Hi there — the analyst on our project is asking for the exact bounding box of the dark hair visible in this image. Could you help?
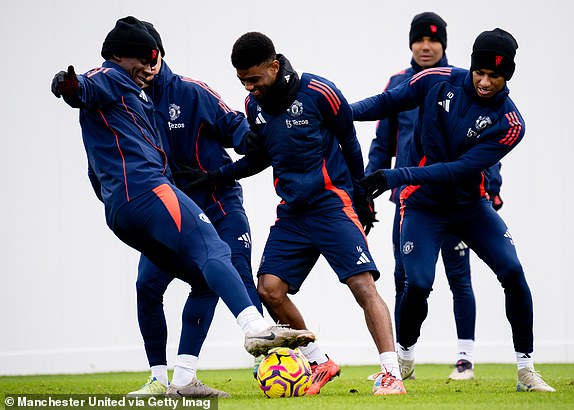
[231,32,276,70]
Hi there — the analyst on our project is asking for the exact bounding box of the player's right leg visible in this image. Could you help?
[112,184,314,356]
[389,204,415,381]
[397,207,446,380]
[215,210,262,313]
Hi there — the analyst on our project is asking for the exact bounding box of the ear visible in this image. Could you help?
[269,59,280,74]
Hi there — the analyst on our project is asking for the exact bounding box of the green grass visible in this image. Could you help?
[1,364,573,409]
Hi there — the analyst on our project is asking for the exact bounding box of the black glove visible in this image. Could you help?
[173,166,229,191]
[489,192,503,211]
[51,65,81,108]
[354,193,378,235]
[361,170,389,199]
[244,130,265,156]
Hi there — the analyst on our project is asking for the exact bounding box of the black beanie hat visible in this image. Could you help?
[142,21,165,57]
[101,16,159,65]
[409,12,447,50]
[470,28,518,80]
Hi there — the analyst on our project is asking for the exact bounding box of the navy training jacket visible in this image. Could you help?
[76,61,171,226]
[241,73,365,217]
[365,55,449,203]
[147,62,249,223]
[353,67,523,210]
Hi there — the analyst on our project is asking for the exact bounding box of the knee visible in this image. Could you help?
[347,273,379,306]
[447,274,472,292]
[404,283,432,300]
[257,279,287,307]
[135,278,165,303]
[496,261,526,288]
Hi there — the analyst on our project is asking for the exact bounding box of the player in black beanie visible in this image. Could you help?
[470,28,518,80]
[409,12,447,51]
[101,16,159,65]
[143,21,165,57]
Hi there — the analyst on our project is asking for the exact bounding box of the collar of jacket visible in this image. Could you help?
[148,60,174,102]
[257,54,300,115]
[410,53,449,73]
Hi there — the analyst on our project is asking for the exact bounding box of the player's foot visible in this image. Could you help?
[305,357,341,395]
[252,355,264,379]
[244,325,315,357]
[398,356,415,380]
[166,378,230,398]
[372,372,407,395]
[448,359,475,380]
[126,376,167,397]
[369,370,415,380]
[516,367,556,392]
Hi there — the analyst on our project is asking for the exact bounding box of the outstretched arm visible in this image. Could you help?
[363,137,518,199]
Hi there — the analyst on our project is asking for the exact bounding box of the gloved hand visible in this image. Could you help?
[354,193,378,235]
[360,170,388,199]
[244,130,265,156]
[51,65,81,108]
[489,192,503,211]
[173,166,228,191]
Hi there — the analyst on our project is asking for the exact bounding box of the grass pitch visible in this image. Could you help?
[1,364,573,409]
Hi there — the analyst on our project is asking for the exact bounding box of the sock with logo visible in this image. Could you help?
[300,342,328,365]
[456,339,475,366]
[516,352,534,370]
[397,343,416,361]
[171,354,199,386]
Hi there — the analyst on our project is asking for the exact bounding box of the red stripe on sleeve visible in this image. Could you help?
[409,67,452,85]
[308,79,341,115]
[500,112,522,146]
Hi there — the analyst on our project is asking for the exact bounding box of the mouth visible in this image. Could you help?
[134,76,147,87]
[476,86,491,97]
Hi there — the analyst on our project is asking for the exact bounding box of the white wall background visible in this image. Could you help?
[1,0,572,375]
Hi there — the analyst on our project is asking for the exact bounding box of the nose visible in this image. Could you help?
[244,82,254,92]
[479,75,491,87]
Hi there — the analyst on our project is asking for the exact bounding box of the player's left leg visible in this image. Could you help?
[441,234,476,380]
[456,200,555,392]
[167,285,229,398]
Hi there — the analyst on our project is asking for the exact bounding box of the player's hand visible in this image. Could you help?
[173,165,229,191]
[244,131,265,156]
[51,65,81,107]
[354,193,378,235]
[489,193,503,211]
[361,170,389,199]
